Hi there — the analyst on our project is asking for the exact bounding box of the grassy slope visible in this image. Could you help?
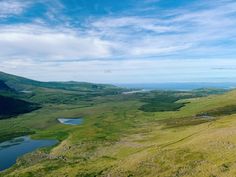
[1,89,236,176]
[0,71,125,119]
[0,71,124,108]
[0,71,119,92]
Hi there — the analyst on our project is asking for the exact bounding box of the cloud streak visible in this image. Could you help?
[1,0,236,61]
[2,58,236,83]
[1,0,236,82]
[0,24,114,60]
[0,0,31,18]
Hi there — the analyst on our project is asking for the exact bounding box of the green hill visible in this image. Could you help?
[2,86,236,176]
[0,71,118,92]
[3,72,236,176]
[0,71,124,117]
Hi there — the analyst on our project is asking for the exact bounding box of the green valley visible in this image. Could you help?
[1,72,236,176]
[1,0,236,176]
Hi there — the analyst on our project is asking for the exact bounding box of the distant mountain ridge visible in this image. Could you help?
[0,71,123,119]
[0,71,117,92]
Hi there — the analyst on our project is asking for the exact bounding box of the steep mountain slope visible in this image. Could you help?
[0,71,124,118]
[0,75,40,118]
[0,81,13,92]
[0,95,39,119]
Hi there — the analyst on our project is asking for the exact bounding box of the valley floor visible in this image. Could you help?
[1,89,236,176]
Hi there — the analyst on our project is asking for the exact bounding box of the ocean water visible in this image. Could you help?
[116,83,236,91]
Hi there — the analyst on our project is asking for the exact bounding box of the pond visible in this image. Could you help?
[58,118,83,125]
[0,136,57,171]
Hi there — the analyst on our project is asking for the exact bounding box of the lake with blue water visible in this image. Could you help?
[0,136,57,171]
[58,118,83,125]
[0,118,83,171]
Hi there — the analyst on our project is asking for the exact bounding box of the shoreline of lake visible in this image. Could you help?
[58,118,83,125]
[0,136,58,171]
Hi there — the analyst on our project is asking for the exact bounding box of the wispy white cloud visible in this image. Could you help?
[84,0,236,59]
[1,0,236,61]
[2,58,236,83]
[0,24,114,60]
[0,0,31,18]
[91,17,179,33]
[1,0,236,82]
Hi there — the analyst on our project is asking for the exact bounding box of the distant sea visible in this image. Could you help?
[116,83,236,91]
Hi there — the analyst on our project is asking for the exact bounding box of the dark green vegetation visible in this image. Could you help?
[0,80,13,92]
[197,105,236,117]
[139,91,187,112]
[0,71,126,141]
[0,71,123,105]
[139,89,226,112]
[0,71,125,118]
[0,95,39,119]
[0,71,120,93]
[1,71,236,177]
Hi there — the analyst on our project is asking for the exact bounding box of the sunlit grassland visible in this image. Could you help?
[2,90,236,176]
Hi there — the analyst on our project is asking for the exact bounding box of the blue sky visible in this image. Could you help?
[1,0,236,83]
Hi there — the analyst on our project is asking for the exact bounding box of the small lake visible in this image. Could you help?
[0,136,57,171]
[122,89,150,95]
[58,118,83,125]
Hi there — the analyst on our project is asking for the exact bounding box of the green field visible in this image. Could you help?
[1,72,236,176]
